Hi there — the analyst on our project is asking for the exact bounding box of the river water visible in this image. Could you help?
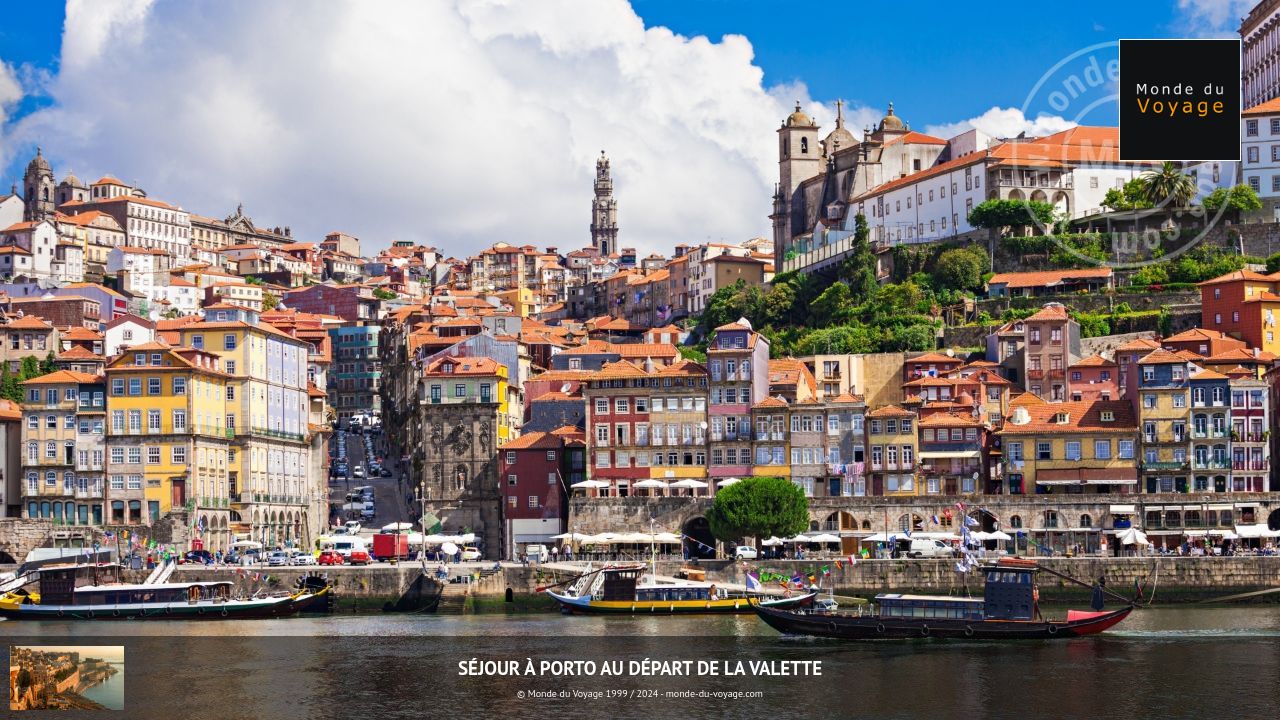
[4,607,1278,719]
[79,662,124,710]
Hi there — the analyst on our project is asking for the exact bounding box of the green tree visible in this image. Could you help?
[887,323,938,351]
[40,350,55,375]
[373,288,398,301]
[809,282,855,325]
[1101,178,1154,211]
[1140,161,1196,225]
[967,198,1056,235]
[839,214,879,302]
[677,345,706,363]
[1203,184,1263,219]
[1267,251,1280,274]
[932,247,984,292]
[705,476,809,547]
[0,364,19,403]
[19,355,41,380]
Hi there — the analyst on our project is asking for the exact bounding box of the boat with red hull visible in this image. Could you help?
[754,557,1134,641]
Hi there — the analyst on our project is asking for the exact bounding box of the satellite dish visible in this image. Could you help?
[196,308,206,318]
[559,383,571,394]
[945,348,955,357]
[148,309,161,322]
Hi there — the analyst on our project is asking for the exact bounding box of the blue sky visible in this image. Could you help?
[0,1,1246,254]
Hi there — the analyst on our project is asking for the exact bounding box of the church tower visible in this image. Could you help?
[22,147,55,223]
[590,150,618,256]
[774,102,821,269]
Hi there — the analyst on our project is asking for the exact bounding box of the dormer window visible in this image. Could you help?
[1101,411,1114,422]
[1054,413,1069,424]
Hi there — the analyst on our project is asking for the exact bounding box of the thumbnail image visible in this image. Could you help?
[9,646,124,711]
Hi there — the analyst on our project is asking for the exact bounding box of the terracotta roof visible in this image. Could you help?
[22,369,100,385]
[1024,304,1071,322]
[0,398,21,421]
[999,399,1136,434]
[882,130,948,147]
[904,375,958,388]
[867,404,914,418]
[1070,354,1116,368]
[6,316,52,330]
[1190,369,1229,381]
[501,430,568,451]
[423,356,501,376]
[1243,97,1280,116]
[828,392,865,404]
[987,267,1112,289]
[1197,269,1274,286]
[1164,328,1235,342]
[63,326,104,340]
[907,352,964,365]
[589,360,649,381]
[1136,348,1187,365]
[56,345,102,361]
[753,396,789,409]
[1116,337,1161,352]
[1205,348,1278,363]
[654,359,706,376]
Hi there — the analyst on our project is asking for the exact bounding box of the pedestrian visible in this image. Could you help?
[550,546,559,562]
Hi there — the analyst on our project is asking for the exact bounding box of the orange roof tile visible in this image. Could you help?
[999,399,1135,434]
[22,370,100,385]
[987,267,1112,289]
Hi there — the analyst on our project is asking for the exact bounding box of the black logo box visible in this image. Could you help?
[1119,38,1240,162]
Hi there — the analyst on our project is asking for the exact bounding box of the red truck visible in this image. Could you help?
[372,533,410,561]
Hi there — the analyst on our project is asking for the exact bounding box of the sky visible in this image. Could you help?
[15,645,126,663]
[0,0,1257,257]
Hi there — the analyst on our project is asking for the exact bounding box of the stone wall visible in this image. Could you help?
[568,496,712,535]
[0,518,54,562]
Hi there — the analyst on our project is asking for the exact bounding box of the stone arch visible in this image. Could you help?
[861,519,871,530]
[896,514,924,532]
[681,516,716,559]
[0,550,15,564]
[1052,191,1069,215]
[1009,514,1023,529]
[1269,509,1280,531]
[1030,189,1048,204]
[1080,513,1093,529]
[1007,189,1025,201]
[823,511,854,532]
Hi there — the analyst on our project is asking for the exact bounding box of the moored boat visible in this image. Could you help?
[546,564,816,614]
[754,557,1132,640]
[0,561,334,621]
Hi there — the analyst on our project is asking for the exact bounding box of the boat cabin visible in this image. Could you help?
[36,564,123,604]
[982,564,1036,620]
[876,594,985,620]
[74,582,233,605]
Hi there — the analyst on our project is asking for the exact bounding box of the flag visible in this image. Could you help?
[834,560,842,570]
[791,574,804,586]
[848,554,857,566]
[745,572,762,591]
[103,531,114,538]
[821,567,830,577]
[807,574,816,584]
[955,502,965,511]
[965,515,979,527]
[955,562,968,573]
[931,514,941,525]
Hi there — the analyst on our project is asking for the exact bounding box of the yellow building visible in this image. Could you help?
[178,305,317,547]
[105,342,231,549]
[750,396,790,478]
[866,405,918,496]
[496,287,537,318]
[999,396,1139,497]
[647,360,709,482]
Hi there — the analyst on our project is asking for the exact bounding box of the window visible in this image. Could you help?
[148,410,161,432]
[223,334,237,350]
[615,398,629,414]
[225,360,236,375]
[635,397,648,413]
[594,399,608,415]
[595,451,610,468]
[1036,442,1051,460]
[1248,119,1259,136]
[147,447,161,464]
[172,377,187,395]
[128,378,141,395]
[112,378,125,395]
[128,410,141,432]
[454,384,466,398]
[172,446,187,464]
[1248,146,1259,163]
[1094,440,1111,459]
[173,410,186,431]
[1249,176,1261,192]
[148,377,161,395]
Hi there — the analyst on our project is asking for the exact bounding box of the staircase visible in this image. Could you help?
[435,582,472,614]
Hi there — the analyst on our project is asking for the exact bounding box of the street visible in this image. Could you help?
[327,426,414,532]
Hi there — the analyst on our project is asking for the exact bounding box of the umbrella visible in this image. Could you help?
[807,533,840,543]
[571,479,610,489]
[405,533,425,546]
[653,532,683,544]
[717,478,741,487]
[633,479,669,489]
[381,522,413,532]
[230,540,262,549]
[786,535,811,543]
[440,542,459,555]
[761,537,784,547]
[670,479,708,489]
[987,531,1013,541]
[618,532,654,543]
[969,531,991,542]
[1117,527,1149,546]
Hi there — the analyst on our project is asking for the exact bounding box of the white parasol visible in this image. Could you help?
[440,542,459,555]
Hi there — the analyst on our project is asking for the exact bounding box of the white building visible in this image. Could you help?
[0,191,22,229]
[103,314,155,357]
[1242,98,1280,221]
[151,276,200,316]
[0,219,58,280]
[106,247,170,304]
[1243,0,1280,110]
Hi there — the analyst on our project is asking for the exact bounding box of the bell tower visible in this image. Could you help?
[22,147,55,223]
[590,151,618,256]
[775,102,821,268]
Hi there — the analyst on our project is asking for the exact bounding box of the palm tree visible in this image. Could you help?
[1139,161,1196,227]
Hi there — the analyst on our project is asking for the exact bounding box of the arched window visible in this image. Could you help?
[800,137,809,154]
[1044,510,1060,529]
[1080,514,1092,529]
[1009,515,1023,529]
[861,520,871,530]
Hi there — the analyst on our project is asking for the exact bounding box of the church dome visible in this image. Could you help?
[61,172,85,188]
[879,102,904,131]
[25,148,51,175]
[785,102,813,127]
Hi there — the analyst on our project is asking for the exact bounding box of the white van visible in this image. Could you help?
[332,537,370,558]
[896,537,957,559]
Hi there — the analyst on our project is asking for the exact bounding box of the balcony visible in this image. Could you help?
[1192,459,1231,470]
[1143,461,1188,471]
[1232,460,1269,471]
[1026,369,1045,380]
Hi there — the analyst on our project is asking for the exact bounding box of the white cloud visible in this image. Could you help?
[1174,0,1254,38]
[4,0,834,257]
[923,107,1076,142]
[0,62,24,175]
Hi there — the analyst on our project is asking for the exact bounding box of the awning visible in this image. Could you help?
[1207,504,1234,511]
[1035,479,1081,485]
[1038,468,1137,485]
[1183,530,1207,536]
[918,450,981,459]
[1086,478,1138,485]
[1109,504,1136,513]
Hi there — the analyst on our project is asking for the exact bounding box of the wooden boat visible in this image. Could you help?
[754,557,1132,640]
[546,564,816,615]
[0,561,333,621]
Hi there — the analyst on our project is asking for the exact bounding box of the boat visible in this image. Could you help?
[753,557,1132,640]
[546,564,817,614]
[0,560,334,621]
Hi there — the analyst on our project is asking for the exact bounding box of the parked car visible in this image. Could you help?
[348,550,372,566]
[353,467,365,478]
[182,550,214,565]
[524,544,548,562]
[344,521,362,534]
[291,553,317,566]
[379,467,392,477]
[460,546,482,561]
[267,551,290,567]
[318,550,344,566]
[733,545,759,560]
